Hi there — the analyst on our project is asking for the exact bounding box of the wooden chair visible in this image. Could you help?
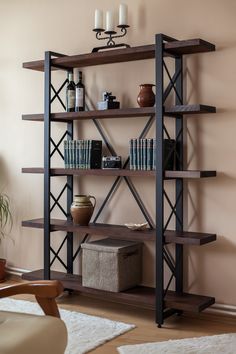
[0,280,67,354]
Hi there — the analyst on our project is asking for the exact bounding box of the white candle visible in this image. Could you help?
[94,9,103,29]
[119,3,128,26]
[106,10,114,32]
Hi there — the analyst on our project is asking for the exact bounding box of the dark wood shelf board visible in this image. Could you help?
[165,104,216,116]
[21,218,216,245]
[22,104,216,122]
[22,107,154,122]
[165,230,216,245]
[165,170,216,178]
[22,167,217,179]
[22,269,215,312]
[23,39,215,72]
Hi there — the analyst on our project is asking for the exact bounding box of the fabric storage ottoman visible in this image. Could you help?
[81,238,143,292]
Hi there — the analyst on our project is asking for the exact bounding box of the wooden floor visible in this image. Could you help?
[1,275,236,353]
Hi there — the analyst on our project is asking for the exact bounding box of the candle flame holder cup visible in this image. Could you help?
[92,25,130,52]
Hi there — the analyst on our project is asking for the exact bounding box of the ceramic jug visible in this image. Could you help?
[70,195,96,226]
[137,84,155,107]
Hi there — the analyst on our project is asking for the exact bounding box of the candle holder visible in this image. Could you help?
[92,25,130,52]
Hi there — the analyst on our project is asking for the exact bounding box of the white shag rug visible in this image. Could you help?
[0,298,135,354]
[117,333,236,354]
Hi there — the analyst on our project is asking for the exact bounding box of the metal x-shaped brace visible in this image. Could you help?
[91,114,156,229]
[50,79,68,111]
[50,182,71,218]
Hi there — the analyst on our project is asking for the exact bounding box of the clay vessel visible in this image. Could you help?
[137,84,155,107]
[70,195,96,226]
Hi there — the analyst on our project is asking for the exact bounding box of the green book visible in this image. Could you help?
[88,140,91,169]
[68,140,73,168]
[140,139,143,170]
[64,140,68,168]
[78,140,82,169]
[129,139,133,170]
[152,139,156,171]
[147,139,152,171]
[76,140,80,168]
[133,139,137,170]
[72,140,77,168]
[85,140,89,169]
[137,139,140,170]
[81,140,85,169]
[142,139,147,171]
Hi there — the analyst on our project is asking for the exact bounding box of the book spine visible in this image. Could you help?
[140,139,143,170]
[68,140,72,168]
[73,140,77,168]
[84,140,87,169]
[152,139,156,171]
[133,139,137,170]
[137,139,140,170]
[143,139,147,171]
[88,140,92,169]
[76,140,79,168]
[146,139,151,170]
[77,140,82,169]
[90,140,102,169]
[129,139,133,170]
[81,140,85,169]
[64,140,68,168]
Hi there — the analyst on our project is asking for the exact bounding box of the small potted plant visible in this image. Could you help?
[0,193,12,282]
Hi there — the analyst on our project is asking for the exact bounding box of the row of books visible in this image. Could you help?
[129,139,175,170]
[64,140,102,169]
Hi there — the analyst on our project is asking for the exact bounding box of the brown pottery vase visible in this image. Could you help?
[70,195,96,226]
[0,259,6,282]
[137,84,155,107]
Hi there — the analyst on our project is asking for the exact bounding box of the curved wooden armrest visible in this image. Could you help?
[0,280,64,318]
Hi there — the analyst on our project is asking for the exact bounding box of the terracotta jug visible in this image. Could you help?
[137,84,155,107]
[70,195,96,226]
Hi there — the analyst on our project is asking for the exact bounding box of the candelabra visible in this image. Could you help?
[92,25,130,52]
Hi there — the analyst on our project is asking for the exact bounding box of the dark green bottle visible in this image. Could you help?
[66,70,75,112]
[75,71,85,111]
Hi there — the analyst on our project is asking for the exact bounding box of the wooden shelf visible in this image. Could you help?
[165,104,216,116]
[21,218,216,245]
[23,40,215,72]
[22,269,215,312]
[22,105,216,122]
[21,167,217,179]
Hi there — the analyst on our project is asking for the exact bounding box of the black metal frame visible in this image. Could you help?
[43,34,184,326]
[155,34,184,327]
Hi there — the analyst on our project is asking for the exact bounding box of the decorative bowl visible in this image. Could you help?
[124,222,149,231]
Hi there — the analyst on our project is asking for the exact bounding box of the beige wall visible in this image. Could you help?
[0,0,236,305]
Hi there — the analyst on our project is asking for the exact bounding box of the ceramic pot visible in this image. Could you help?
[70,195,96,226]
[0,259,6,282]
[137,84,155,107]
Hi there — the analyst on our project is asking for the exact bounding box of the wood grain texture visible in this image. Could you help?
[0,280,64,317]
[22,104,216,122]
[22,39,215,72]
[21,218,216,245]
[22,270,215,313]
[21,168,217,179]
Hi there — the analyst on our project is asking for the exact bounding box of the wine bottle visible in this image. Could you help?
[66,70,75,112]
[75,71,85,111]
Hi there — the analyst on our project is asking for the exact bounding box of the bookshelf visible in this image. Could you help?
[22,34,217,327]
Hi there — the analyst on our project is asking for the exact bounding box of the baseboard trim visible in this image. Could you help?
[6,266,30,277]
[6,266,236,316]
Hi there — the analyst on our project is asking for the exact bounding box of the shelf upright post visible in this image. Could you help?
[44,51,52,280]
[175,56,184,294]
[67,122,74,274]
[155,34,164,327]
